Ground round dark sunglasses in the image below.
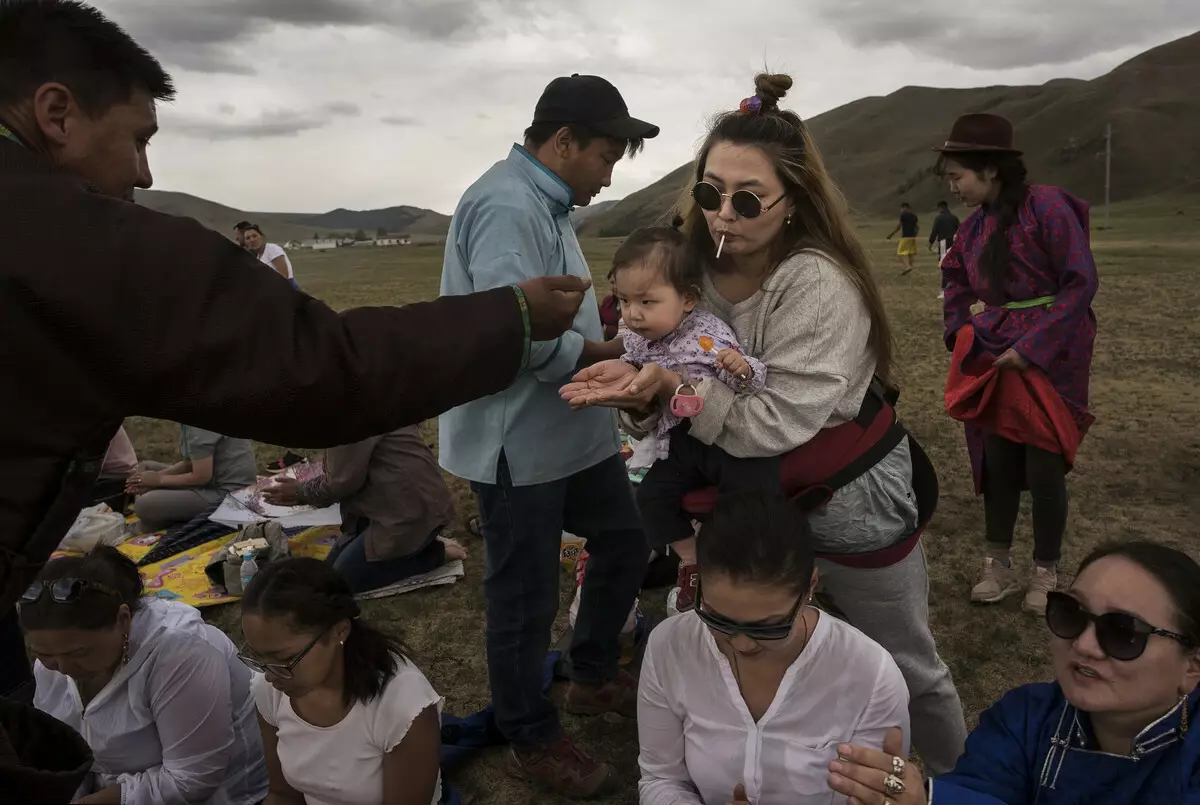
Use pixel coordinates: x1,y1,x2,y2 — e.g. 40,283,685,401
238,630,326,679
691,181,786,219
1045,591,1193,661
694,580,805,642
19,578,119,606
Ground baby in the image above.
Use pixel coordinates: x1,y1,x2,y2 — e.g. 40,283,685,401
613,226,766,468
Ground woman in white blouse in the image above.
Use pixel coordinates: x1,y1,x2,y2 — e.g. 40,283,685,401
638,490,910,805
243,224,297,288
20,547,268,805
240,557,444,805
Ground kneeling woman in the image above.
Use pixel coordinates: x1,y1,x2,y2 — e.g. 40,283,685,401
240,557,446,805
831,540,1200,803
937,113,1099,614
638,491,910,805
20,547,268,805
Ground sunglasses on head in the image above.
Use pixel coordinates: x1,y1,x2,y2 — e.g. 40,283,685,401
694,580,805,642
1045,591,1193,662
19,578,119,606
691,181,786,220
238,630,326,679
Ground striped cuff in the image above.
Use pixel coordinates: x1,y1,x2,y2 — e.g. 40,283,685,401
510,285,532,371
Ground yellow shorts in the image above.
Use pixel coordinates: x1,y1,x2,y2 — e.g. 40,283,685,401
897,237,918,256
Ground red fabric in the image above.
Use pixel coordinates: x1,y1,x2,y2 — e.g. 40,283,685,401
682,399,927,569
945,325,1081,472
599,293,620,341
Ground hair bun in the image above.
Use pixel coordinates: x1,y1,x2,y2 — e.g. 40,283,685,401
753,73,793,109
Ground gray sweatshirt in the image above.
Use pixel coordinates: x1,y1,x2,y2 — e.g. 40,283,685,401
625,250,918,554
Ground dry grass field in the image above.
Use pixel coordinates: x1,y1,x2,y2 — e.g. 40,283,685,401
123,197,1200,804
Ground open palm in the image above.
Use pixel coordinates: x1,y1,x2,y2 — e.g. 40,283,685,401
560,359,638,407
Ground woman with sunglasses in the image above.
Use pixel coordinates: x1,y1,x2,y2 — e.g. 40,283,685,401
638,490,909,804
563,72,966,774
240,557,448,805
18,546,268,805
829,540,1200,804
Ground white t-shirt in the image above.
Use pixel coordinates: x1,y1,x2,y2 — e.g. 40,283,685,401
258,242,294,279
638,609,910,805
252,660,443,805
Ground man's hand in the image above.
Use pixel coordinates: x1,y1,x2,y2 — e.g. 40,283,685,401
716,349,751,380
519,276,592,340
993,349,1030,372
263,477,304,507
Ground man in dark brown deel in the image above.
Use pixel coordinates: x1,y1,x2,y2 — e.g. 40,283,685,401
0,0,589,755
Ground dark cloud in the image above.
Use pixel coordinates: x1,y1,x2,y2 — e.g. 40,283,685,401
105,0,544,75
811,1,1200,69
168,102,361,140
379,115,419,126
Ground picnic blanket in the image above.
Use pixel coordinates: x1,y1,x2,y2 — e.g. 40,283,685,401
51,520,341,608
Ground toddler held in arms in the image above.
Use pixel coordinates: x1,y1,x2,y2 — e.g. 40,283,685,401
613,226,766,470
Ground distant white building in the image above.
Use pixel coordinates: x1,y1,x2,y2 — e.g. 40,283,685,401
375,237,412,247
301,239,339,251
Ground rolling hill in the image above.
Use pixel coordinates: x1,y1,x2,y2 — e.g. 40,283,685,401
581,29,1200,237
135,191,450,241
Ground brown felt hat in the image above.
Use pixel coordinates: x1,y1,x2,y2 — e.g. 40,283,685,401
934,113,1022,156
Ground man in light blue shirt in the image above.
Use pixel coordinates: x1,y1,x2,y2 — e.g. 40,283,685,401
439,74,657,799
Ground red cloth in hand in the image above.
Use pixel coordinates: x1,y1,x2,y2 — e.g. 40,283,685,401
945,325,1081,467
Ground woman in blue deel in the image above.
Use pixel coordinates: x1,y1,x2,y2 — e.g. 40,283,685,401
826,540,1200,804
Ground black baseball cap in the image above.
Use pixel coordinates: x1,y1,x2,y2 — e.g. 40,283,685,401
533,74,659,140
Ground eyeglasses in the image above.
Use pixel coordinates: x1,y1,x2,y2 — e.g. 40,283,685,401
238,630,325,679
691,181,787,219
19,578,119,606
694,580,805,642
1045,591,1193,661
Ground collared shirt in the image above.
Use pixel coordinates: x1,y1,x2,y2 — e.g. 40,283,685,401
438,145,619,486
931,683,1200,804
637,610,910,805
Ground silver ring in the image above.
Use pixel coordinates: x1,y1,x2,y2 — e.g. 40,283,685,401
884,773,906,796
892,755,906,776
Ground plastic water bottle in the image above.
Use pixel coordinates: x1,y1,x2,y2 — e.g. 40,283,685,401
240,550,259,590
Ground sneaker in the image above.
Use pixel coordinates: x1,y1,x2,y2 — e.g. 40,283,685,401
672,563,699,613
1024,566,1058,615
970,557,1021,604
565,670,638,719
508,736,616,799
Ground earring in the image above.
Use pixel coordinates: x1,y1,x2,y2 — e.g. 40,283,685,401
785,215,793,227
121,633,131,665
1181,694,1190,736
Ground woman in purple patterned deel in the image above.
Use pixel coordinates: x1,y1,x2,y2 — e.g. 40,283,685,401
936,113,1099,615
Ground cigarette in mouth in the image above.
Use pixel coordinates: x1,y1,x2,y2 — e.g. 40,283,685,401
716,234,726,259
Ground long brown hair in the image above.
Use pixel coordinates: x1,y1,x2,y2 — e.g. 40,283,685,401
674,73,895,385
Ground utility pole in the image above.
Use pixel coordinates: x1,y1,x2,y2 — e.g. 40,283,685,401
1104,123,1112,229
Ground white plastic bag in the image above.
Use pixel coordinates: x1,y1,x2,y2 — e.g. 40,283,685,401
58,504,127,553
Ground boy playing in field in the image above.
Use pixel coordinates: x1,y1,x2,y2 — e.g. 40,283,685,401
887,201,920,274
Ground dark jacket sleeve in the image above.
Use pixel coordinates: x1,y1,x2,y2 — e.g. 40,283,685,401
84,192,525,447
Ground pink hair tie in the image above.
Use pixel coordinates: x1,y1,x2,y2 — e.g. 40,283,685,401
739,95,763,115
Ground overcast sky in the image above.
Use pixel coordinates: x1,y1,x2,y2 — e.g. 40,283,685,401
97,0,1200,215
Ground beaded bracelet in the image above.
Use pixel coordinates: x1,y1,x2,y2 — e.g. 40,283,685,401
510,286,532,370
